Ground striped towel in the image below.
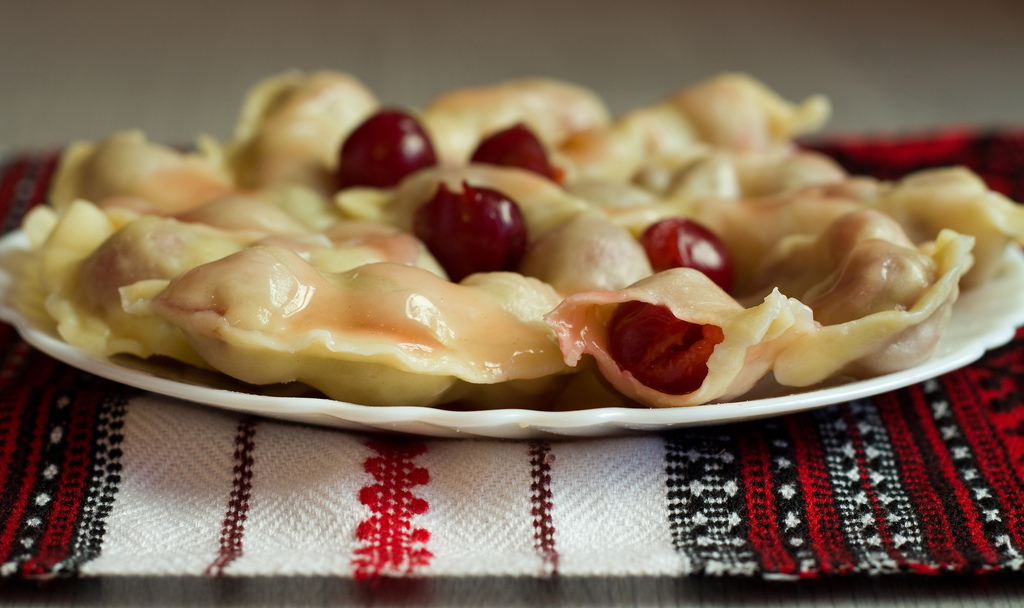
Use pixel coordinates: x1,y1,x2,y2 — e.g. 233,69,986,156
1,131,1024,580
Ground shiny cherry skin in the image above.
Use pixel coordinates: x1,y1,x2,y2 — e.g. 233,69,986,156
413,182,528,282
470,123,561,182
607,300,725,395
337,109,438,189
640,218,734,292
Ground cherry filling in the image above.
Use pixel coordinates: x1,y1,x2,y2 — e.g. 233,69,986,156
470,123,562,182
640,218,734,292
607,301,725,395
336,109,438,189
413,181,528,282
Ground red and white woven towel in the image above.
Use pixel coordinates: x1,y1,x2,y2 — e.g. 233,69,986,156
2,131,1024,580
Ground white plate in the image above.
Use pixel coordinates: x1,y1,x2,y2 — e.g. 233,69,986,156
3,229,1024,438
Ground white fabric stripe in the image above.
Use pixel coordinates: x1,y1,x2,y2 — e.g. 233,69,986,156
417,440,539,575
81,398,240,576
226,422,371,575
551,437,686,576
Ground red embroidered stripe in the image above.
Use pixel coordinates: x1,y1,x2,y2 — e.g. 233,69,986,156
785,414,855,574
0,153,58,235
910,381,1000,565
353,439,432,580
0,359,62,565
0,379,29,502
943,371,1024,555
738,433,795,574
0,363,129,577
0,342,31,389
966,331,1024,525
972,330,1024,454
25,154,58,210
0,350,60,515
0,156,30,227
874,389,967,571
19,382,104,576
206,418,258,576
528,441,558,575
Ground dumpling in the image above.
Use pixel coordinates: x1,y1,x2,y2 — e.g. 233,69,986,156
172,182,347,235
663,148,847,200
36,201,245,363
663,73,830,152
772,228,975,385
175,191,318,237
518,212,653,296
558,73,830,184
32,197,447,363
224,70,379,193
49,130,233,215
256,220,446,277
742,209,918,302
683,181,876,293
421,77,611,165
128,247,572,407
868,167,1024,288
543,269,816,407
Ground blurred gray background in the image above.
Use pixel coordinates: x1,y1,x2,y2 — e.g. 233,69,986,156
1,0,1022,155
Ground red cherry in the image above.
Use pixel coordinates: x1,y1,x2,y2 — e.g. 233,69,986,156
470,123,561,182
337,109,438,189
413,182,528,282
607,301,724,395
640,218,734,292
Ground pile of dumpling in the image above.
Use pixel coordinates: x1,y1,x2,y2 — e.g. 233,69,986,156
19,70,1024,409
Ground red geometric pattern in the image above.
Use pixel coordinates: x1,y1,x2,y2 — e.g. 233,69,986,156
352,439,432,580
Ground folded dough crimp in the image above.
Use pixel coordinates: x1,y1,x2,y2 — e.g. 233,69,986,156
127,247,572,407
543,269,817,407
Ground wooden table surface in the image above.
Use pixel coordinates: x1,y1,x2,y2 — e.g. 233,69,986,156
2,1,1023,605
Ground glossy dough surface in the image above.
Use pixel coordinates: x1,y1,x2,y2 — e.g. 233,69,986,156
15,70,1024,410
